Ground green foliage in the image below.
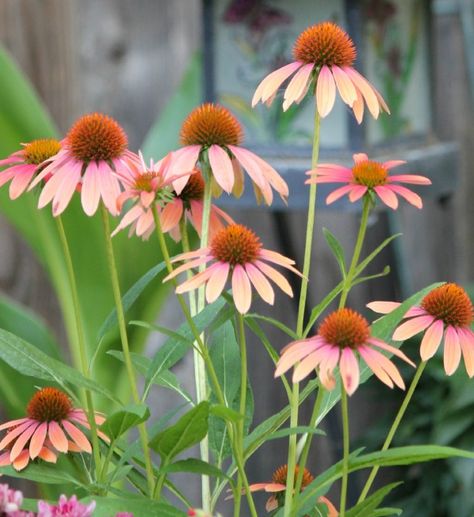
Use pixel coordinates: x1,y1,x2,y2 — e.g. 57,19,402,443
101,404,150,441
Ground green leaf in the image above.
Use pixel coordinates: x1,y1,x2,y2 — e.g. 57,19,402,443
97,261,166,340
158,458,230,481
150,401,210,460
0,463,81,487
346,482,402,517
323,227,346,278
245,313,298,339
82,496,186,517
101,404,150,441
354,234,401,278
352,265,391,286
0,329,120,403
210,404,243,423
130,320,193,345
371,508,402,516
266,426,325,441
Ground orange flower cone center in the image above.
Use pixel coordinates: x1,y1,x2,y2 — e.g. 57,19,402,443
180,103,243,147
211,224,261,265
421,283,473,327
272,464,314,490
27,387,72,422
177,169,205,202
352,161,388,188
319,308,370,349
293,22,356,67
134,172,158,193
23,139,61,165
67,113,128,162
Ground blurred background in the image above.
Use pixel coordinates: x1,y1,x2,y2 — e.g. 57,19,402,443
0,0,473,515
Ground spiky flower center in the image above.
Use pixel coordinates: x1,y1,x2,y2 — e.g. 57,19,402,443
177,169,205,202
319,308,370,349
211,224,261,266
272,464,314,490
134,172,157,193
352,160,388,187
421,283,473,327
26,387,72,422
180,103,243,147
293,22,356,67
23,139,61,165
67,113,128,162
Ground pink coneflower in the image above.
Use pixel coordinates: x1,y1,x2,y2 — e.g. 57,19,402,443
368,283,474,376
306,153,431,209
0,387,106,471
164,224,301,314
28,113,136,216
160,168,234,242
0,483,26,515
0,139,62,200
275,308,415,395
37,495,96,517
244,465,337,514
167,103,288,205
252,21,389,121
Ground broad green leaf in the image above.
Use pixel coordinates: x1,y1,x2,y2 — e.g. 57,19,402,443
101,404,150,441
323,227,346,278
346,482,402,517
150,401,210,460
0,463,81,487
82,496,186,517
210,404,243,423
158,458,230,481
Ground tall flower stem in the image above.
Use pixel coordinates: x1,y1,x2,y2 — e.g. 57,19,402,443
100,205,155,496
152,207,258,516
284,99,321,517
340,387,350,516
179,219,197,315
55,216,101,475
358,361,427,503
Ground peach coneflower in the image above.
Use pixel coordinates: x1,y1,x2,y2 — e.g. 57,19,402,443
0,387,106,471
252,21,389,121
164,224,301,314
368,284,474,376
0,139,61,199
306,153,431,209
276,308,415,395
28,113,136,217
160,168,234,242
167,103,288,205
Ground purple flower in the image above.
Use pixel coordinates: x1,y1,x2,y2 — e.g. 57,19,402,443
37,495,95,517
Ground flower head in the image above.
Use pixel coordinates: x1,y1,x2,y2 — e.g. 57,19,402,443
306,153,431,209
167,103,288,205
0,483,25,515
368,284,474,376
276,308,415,395
28,113,136,216
160,168,234,242
252,21,389,121
164,223,301,314
0,387,107,471
0,139,61,200
37,495,96,517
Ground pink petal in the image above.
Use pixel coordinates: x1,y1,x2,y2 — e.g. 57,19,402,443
316,65,336,117
9,168,36,199
252,61,302,106
246,152,289,200
339,348,360,395
62,420,92,453
38,166,71,209
326,185,354,204
205,262,230,303
368,338,416,367
419,319,444,361
168,145,201,177
48,421,68,453
160,199,184,233
0,421,35,449
367,301,401,314
292,347,328,383
175,267,214,294
52,161,83,216
382,160,406,170
367,346,406,389
264,483,286,492
38,446,57,463
111,204,145,237
352,88,365,124
10,423,38,462
12,449,30,471
393,315,436,341
81,161,101,216
459,329,474,377
374,185,399,210
444,326,461,375
318,346,340,391
282,63,314,111
135,209,154,237
331,65,357,105
259,249,295,266
232,264,252,314
208,145,235,193
97,163,121,216
164,255,212,281
255,260,293,297
344,67,380,118
359,346,395,388
170,247,210,263
388,174,432,185
386,185,423,209
228,146,265,190
348,185,368,202
245,263,275,305
29,422,48,459
0,417,29,432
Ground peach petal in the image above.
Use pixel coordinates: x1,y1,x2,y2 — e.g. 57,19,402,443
38,446,57,463
318,346,340,390
339,348,360,395
359,347,394,388
208,145,234,193
205,262,230,303
259,249,295,265
444,326,461,375
12,449,30,471
352,88,365,124
111,204,144,237
168,145,201,177
160,199,184,233
245,263,274,304
419,319,444,361
231,158,245,198
170,247,210,263
232,264,252,314
292,349,327,382
388,174,432,185
9,167,36,199
366,347,405,389
316,65,336,118
97,164,121,216
282,63,314,111
10,423,38,462
0,418,29,432
393,315,435,341
175,267,214,294
136,209,154,237
29,422,48,459
252,61,302,106
387,185,423,209
368,338,415,367
331,65,357,105
228,146,265,189
48,421,68,453
62,420,92,453
266,495,278,512
459,329,474,377
367,301,401,314
326,185,354,204
0,421,35,450
254,260,293,297
166,256,210,279
344,68,380,118
0,451,11,467
38,166,70,208
247,152,289,199
318,496,339,517
307,176,351,184
405,306,428,318
81,161,101,216
373,185,398,209
264,483,286,493
275,340,318,377
348,185,367,202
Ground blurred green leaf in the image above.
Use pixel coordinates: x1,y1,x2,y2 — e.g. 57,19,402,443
82,496,186,517
323,227,347,278
346,482,402,517
101,404,150,441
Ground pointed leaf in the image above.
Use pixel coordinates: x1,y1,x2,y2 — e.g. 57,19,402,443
101,404,150,441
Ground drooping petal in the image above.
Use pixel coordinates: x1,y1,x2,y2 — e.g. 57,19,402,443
444,326,462,375
282,63,314,111
97,163,121,216
459,328,474,377
164,255,212,281
367,301,401,314
38,446,57,463
175,267,215,294
48,421,68,453
9,167,36,199
275,339,321,377
205,262,230,303
259,249,295,266
245,263,275,305
10,423,38,461
316,65,336,118
29,422,48,459
374,185,399,210
208,144,235,193
52,161,83,216
359,346,394,388
62,420,92,453
160,199,184,233
339,348,360,395
343,67,380,118
386,184,423,209
12,449,30,471
252,61,303,106
292,347,328,383
393,315,436,341
232,264,252,314
368,338,416,367
326,184,354,204
351,87,365,124
0,421,35,450
419,319,444,361
81,160,101,216
254,260,293,297
364,347,405,389
348,185,368,202
331,65,357,105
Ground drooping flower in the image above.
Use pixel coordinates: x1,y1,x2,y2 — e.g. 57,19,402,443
0,387,107,471
164,224,301,314
0,139,62,200
275,308,415,395
368,283,474,376
37,495,95,517
244,464,337,515
167,103,288,205
306,153,431,209
28,113,135,216
252,21,389,121
160,168,234,242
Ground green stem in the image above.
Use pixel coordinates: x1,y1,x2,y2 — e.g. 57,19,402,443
338,196,371,309
284,99,321,517
358,361,427,503
340,388,350,517
180,219,197,315
55,215,102,476
100,205,155,496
